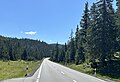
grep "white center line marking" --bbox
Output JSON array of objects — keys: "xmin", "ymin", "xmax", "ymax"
[
  {"xmin": 73, "ymin": 80, "xmax": 77, "ymax": 82},
  {"xmin": 61, "ymin": 71, "xmax": 65, "ymax": 74}
]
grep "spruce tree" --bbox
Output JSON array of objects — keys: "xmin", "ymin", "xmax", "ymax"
[
  {"xmin": 75, "ymin": 25, "xmax": 79, "ymax": 50},
  {"xmin": 79, "ymin": 2, "xmax": 90, "ymax": 62},
  {"xmin": 80, "ymin": 2, "xmax": 90, "ymax": 39},
  {"xmin": 75, "ymin": 49, "xmax": 79, "ymax": 65},
  {"xmin": 58, "ymin": 49, "xmax": 65, "ymax": 62},
  {"xmin": 91, "ymin": 0, "xmax": 116, "ymax": 63},
  {"xmin": 75, "ymin": 27, "xmax": 85, "ymax": 64},
  {"xmin": 78, "ymin": 29, "xmax": 85, "ymax": 63},
  {"xmin": 116, "ymin": 0, "xmax": 120, "ymax": 51},
  {"xmin": 69, "ymin": 30, "xmax": 75, "ymax": 63},
  {"xmin": 53, "ymin": 43, "xmax": 59, "ymax": 62},
  {"xmin": 75, "ymin": 25, "xmax": 81, "ymax": 64},
  {"xmin": 21, "ymin": 49, "xmax": 28, "ymax": 60},
  {"xmin": 9, "ymin": 45, "xmax": 15, "ymax": 60},
  {"xmin": 86, "ymin": 3, "xmax": 98, "ymax": 62},
  {"xmin": 64, "ymin": 43, "xmax": 67, "ymax": 52},
  {"xmin": 65, "ymin": 50, "xmax": 70, "ymax": 63},
  {"xmin": 50, "ymin": 49, "xmax": 54, "ymax": 61}
]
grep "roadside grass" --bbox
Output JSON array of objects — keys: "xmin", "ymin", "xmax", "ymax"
[
  {"xmin": 0, "ymin": 60, "xmax": 41, "ymax": 81},
  {"xmin": 65, "ymin": 62, "xmax": 120, "ymax": 82}
]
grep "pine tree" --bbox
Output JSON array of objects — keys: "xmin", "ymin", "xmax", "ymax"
[
  {"xmin": 79, "ymin": 2, "xmax": 90, "ymax": 62},
  {"xmin": 75, "ymin": 26, "xmax": 85, "ymax": 64},
  {"xmin": 75, "ymin": 25, "xmax": 79, "ymax": 50},
  {"xmin": 53, "ymin": 43, "xmax": 59, "ymax": 62},
  {"xmin": 86, "ymin": 3, "xmax": 98, "ymax": 62},
  {"xmin": 80, "ymin": 2, "xmax": 90, "ymax": 39},
  {"xmin": 91, "ymin": 0, "xmax": 116, "ymax": 63},
  {"xmin": 65, "ymin": 50, "xmax": 70, "ymax": 63},
  {"xmin": 69, "ymin": 30, "xmax": 75, "ymax": 63},
  {"xmin": 21, "ymin": 49, "xmax": 28, "ymax": 60},
  {"xmin": 65, "ymin": 43, "xmax": 67, "ymax": 52},
  {"xmin": 50, "ymin": 49, "xmax": 54, "ymax": 61},
  {"xmin": 75, "ymin": 49, "xmax": 79, "ymax": 65},
  {"xmin": 58, "ymin": 49, "xmax": 65, "ymax": 62},
  {"xmin": 116, "ymin": 0, "xmax": 120, "ymax": 51},
  {"xmin": 78, "ymin": 29, "xmax": 85, "ymax": 63},
  {"xmin": 75, "ymin": 25, "xmax": 80, "ymax": 65},
  {"xmin": 9, "ymin": 45, "xmax": 15, "ymax": 60}
]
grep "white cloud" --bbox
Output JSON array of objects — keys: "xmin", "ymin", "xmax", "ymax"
[
  {"xmin": 50, "ymin": 40, "xmax": 52, "ymax": 42},
  {"xmin": 24, "ymin": 31, "xmax": 37, "ymax": 35}
]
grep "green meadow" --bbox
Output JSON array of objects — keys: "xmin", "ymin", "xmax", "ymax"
[{"xmin": 0, "ymin": 60, "xmax": 41, "ymax": 81}]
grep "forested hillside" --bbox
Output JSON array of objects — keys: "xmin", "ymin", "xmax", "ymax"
[{"xmin": 0, "ymin": 35, "xmax": 53, "ymax": 61}]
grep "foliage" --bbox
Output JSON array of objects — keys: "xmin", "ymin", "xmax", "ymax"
[
  {"xmin": 116, "ymin": 0, "xmax": 120, "ymax": 51},
  {"xmin": 0, "ymin": 36, "xmax": 53, "ymax": 61},
  {"xmin": 50, "ymin": 0, "xmax": 120, "ymax": 81}
]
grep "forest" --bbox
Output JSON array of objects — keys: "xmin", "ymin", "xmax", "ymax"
[
  {"xmin": 0, "ymin": 35, "xmax": 53, "ymax": 61},
  {"xmin": 0, "ymin": 0, "xmax": 120, "ymax": 80},
  {"xmin": 50, "ymin": 0, "xmax": 120, "ymax": 79}
]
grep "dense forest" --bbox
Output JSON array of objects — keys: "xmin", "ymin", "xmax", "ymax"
[
  {"xmin": 0, "ymin": 35, "xmax": 53, "ymax": 61},
  {"xmin": 51, "ymin": 0, "xmax": 120, "ymax": 78}
]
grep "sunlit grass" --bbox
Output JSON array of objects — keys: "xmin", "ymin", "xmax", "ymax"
[
  {"xmin": 0, "ymin": 60, "xmax": 41, "ymax": 81},
  {"xmin": 65, "ymin": 63, "xmax": 120, "ymax": 82},
  {"xmin": 66, "ymin": 63, "xmax": 94, "ymax": 74}
]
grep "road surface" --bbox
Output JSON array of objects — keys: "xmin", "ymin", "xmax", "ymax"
[{"xmin": 2, "ymin": 58, "xmax": 107, "ymax": 82}]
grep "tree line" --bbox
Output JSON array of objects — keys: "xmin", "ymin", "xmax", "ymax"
[
  {"xmin": 0, "ymin": 35, "xmax": 53, "ymax": 61},
  {"xmin": 51, "ymin": 0, "xmax": 120, "ymax": 66}
]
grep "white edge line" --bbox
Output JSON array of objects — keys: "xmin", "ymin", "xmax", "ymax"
[
  {"xmin": 73, "ymin": 80, "xmax": 77, "ymax": 82},
  {"xmin": 61, "ymin": 71, "xmax": 65, "ymax": 74},
  {"xmin": 36, "ymin": 61, "xmax": 43, "ymax": 82}
]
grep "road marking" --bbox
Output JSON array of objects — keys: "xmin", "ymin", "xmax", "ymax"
[
  {"xmin": 36, "ymin": 61, "xmax": 43, "ymax": 82},
  {"xmin": 61, "ymin": 71, "xmax": 65, "ymax": 74},
  {"xmin": 73, "ymin": 80, "xmax": 77, "ymax": 82}
]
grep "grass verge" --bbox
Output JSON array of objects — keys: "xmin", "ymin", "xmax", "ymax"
[
  {"xmin": 0, "ymin": 60, "xmax": 41, "ymax": 81},
  {"xmin": 64, "ymin": 63, "xmax": 120, "ymax": 82}
]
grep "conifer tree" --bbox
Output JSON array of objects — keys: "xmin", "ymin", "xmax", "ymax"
[
  {"xmin": 9, "ymin": 45, "xmax": 15, "ymax": 60},
  {"xmin": 75, "ymin": 25, "xmax": 79, "ymax": 50},
  {"xmin": 116, "ymin": 0, "xmax": 120, "ymax": 50},
  {"xmin": 79, "ymin": 2, "xmax": 90, "ymax": 62},
  {"xmin": 86, "ymin": 3, "xmax": 98, "ymax": 62},
  {"xmin": 53, "ymin": 43, "xmax": 59, "ymax": 62},
  {"xmin": 91, "ymin": 0, "xmax": 116, "ymax": 62},
  {"xmin": 69, "ymin": 30, "xmax": 75, "ymax": 63},
  {"xmin": 80, "ymin": 2, "xmax": 90, "ymax": 39},
  {"xmin": 21, "ymin": 49, "xmax": 28, "ymax": 60}
]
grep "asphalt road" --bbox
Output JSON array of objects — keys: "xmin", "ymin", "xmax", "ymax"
[{"xmin": 2, "ymin": 58, "xmax": 107, "ymax": 82}]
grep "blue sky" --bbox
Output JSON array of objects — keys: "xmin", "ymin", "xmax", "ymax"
[{"xmin": 0, "ymin": 0, "xmax": 116, "ymax": 44}]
